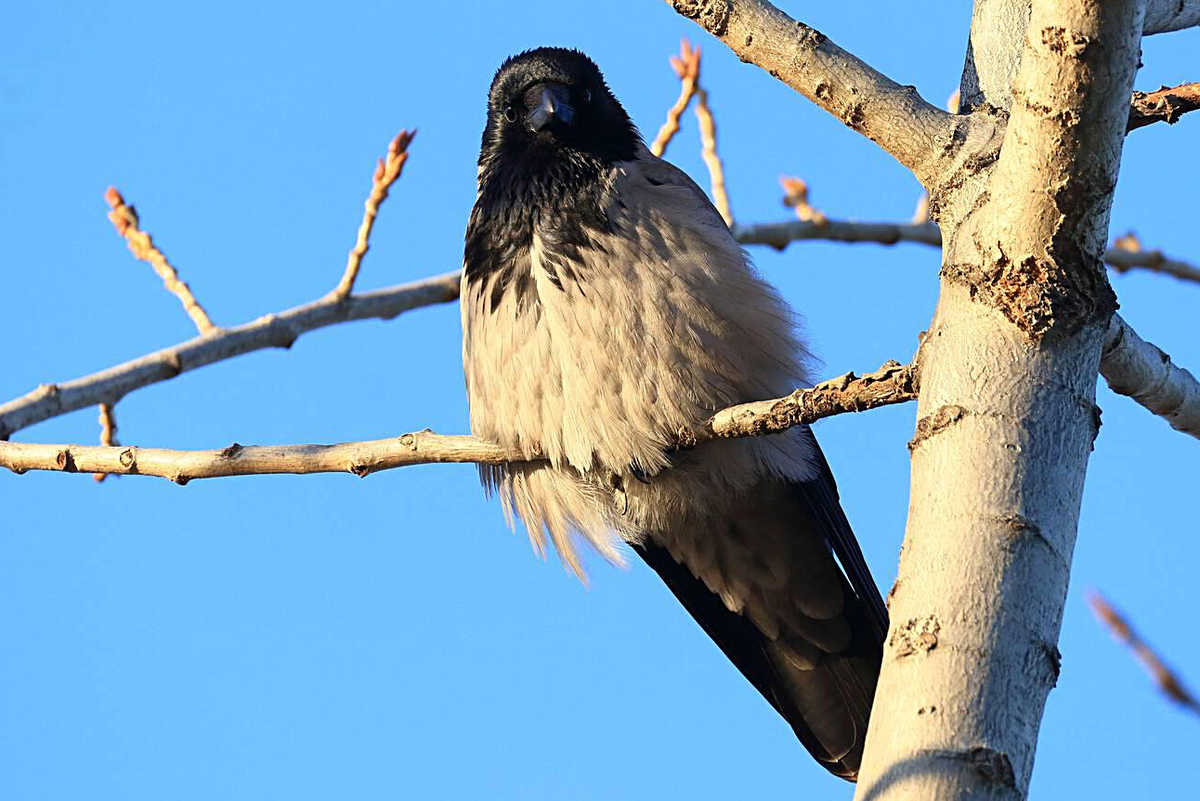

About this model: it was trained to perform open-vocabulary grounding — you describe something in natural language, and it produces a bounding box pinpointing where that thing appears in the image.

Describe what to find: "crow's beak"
[526,83,575,132]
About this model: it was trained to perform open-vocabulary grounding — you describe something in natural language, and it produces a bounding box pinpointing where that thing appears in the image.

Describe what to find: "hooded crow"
[461,47,887,782]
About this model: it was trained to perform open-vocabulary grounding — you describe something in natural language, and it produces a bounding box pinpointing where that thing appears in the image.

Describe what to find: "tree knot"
[670,0,731,37]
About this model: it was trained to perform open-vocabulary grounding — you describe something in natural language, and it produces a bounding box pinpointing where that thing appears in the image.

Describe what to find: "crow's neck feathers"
[464,48,641,299]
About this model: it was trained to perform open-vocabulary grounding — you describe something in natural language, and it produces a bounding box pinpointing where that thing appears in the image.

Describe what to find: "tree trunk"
[855,1,1145,798]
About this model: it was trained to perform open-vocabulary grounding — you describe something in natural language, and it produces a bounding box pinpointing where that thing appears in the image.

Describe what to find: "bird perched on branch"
[461,47,887,782]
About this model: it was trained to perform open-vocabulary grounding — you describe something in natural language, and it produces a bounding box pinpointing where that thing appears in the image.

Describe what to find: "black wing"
[633,435,887,782]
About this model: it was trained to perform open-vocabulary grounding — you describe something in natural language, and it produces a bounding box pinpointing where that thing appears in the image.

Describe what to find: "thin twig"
[694,82,734,226]
[734,219,1200,284]
[0,271,462,440]
[1087,590,1200,716]
[650,40,700,157]
[328,130,416,301]
[105,187,217,334]
[92,403,119,483]
[779,176,827,227]
[0,361,919,481]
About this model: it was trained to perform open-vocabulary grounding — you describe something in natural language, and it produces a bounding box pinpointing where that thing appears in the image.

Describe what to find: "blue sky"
[2,2,1197,798]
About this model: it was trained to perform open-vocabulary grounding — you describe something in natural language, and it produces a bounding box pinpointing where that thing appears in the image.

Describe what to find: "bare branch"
[1144,0,1200,34]
[693,81,733,226]
[778,176,827,227]
[1127,82,1200,131]
[1087,591,1200,716]
[650,40,700,157]
[664,0,956,181]
[328,129,416,301]
[1107,232,1200,283]
[648,41,733,224]
[735,218,941,249]
[0,271,462,440]
[1100,313,1200,439]
[105,187,217,334]
[0,360,917,481]
[92,402,119,483]
[734,218,1200,284]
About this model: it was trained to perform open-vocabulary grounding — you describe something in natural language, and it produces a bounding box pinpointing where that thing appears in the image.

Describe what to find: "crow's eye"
[503,106,517,123]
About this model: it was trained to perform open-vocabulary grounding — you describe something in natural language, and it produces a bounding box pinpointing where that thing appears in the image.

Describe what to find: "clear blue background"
[3,2,1197,798]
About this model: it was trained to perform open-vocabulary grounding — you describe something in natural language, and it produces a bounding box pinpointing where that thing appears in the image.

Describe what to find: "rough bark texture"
[855,2,1146,800]
[1127,81,1200,130]
[665,0,957,183]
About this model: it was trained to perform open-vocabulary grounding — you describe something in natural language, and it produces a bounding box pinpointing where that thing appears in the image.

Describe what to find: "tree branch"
[663,0,957,182]
[1143,0,1200,34]
[650,40,701,157]
[734,218,942,248]
[735,218,1200,284]
[1100,313,1200,439]
[327,130,416,301]
[1087,591,1200,716]
[105,186,218,334]
[0,361,918,480]
[0,271,462,440]
[694,79,733,226]
[1106,233,1200,283]
[1127,82,1200,131]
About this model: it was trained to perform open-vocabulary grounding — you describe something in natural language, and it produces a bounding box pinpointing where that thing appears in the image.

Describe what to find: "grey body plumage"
[462,47,886,781]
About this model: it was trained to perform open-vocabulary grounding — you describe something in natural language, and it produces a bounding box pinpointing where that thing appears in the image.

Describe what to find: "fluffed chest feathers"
[462,171,810,483]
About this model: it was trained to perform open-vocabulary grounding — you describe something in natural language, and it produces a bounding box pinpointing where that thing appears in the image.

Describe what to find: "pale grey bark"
[1144,0,1200,33]
[856,1,1147,798]
[0,360,918,480]
[1102,314,1200,437]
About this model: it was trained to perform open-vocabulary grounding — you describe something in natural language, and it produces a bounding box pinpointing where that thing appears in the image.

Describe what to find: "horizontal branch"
[1127,82,1200,131]
[1100,314,1200,439]
[1143,0,1200,34]
[0,271,462,439]
[664,0,955,181]
[0,361,918,481]
[733,219,941,249]
[1105,243,1200,283]
[736,218,1200,283]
